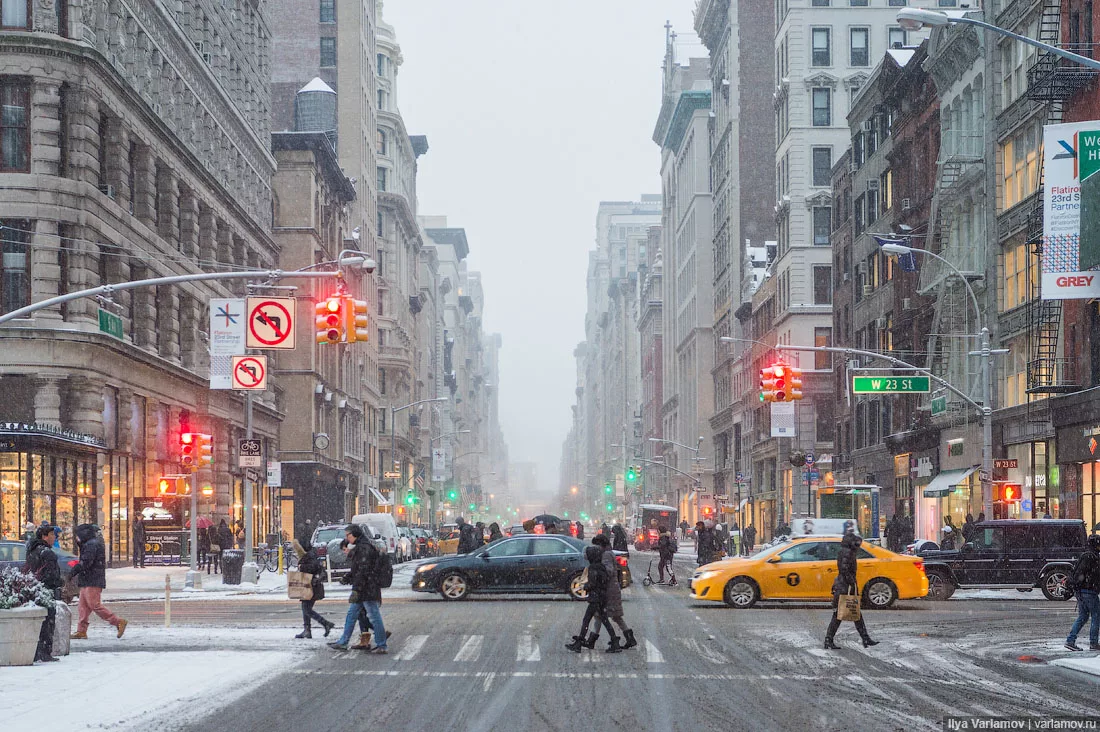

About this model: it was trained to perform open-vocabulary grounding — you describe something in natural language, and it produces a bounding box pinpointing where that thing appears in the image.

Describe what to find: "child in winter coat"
[565,545,619,653]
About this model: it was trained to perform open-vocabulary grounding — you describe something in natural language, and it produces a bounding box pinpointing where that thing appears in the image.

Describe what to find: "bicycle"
[258,541,299,573]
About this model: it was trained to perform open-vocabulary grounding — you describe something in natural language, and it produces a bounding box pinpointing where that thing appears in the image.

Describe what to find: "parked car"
[310,522,387,576]
[412,534,632,601]
[0,539,79,602]
[505,525,526,537]
[436,524,460,555]
[918,519,1088,601]
[411,528,436,558]
[351,513,400,561]
[395,526,415,563]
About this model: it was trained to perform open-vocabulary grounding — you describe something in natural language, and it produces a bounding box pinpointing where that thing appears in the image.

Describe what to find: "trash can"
[222,549,245,585]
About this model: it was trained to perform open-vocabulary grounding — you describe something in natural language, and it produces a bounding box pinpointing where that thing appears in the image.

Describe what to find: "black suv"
[919,519,1088,601]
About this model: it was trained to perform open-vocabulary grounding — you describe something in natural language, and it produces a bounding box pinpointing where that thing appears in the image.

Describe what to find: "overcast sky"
[386,0,698,498]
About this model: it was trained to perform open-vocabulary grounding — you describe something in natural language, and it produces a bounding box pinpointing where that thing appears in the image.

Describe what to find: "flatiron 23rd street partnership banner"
[1043,121,1100,298]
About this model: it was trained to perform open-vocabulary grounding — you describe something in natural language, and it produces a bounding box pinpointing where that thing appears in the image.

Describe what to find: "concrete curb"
[1051,656,1100,678]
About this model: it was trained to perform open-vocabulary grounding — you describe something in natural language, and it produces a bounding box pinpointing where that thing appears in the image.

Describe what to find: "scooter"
[641,558,677,587]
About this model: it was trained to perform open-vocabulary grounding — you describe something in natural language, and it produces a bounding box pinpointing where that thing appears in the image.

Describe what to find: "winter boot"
[295,627,312,639]
[581,632,599,650]
[565,635,584,653]
[70,630,87,640]
[823,638,840,650]
[606,635,623,653]
[351,632,372,650]
[861,636,879,648]
[117,619,128,639]
[322,620,336,637]
[623,630,638,649]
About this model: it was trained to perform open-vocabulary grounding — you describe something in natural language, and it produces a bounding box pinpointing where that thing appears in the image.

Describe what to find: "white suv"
[395,526,415,563]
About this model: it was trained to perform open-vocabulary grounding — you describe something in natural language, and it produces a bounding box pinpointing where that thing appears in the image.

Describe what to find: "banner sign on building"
[431,447,446,482]
[1042,121,1100,299]
[209,298,246,389]
[771,402,796,437]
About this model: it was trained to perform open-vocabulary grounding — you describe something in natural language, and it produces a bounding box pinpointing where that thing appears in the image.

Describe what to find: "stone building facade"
[0,0,278,562]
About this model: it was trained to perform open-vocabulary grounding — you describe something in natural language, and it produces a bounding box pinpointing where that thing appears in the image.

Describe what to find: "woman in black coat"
[565,546,619,653]
[611,524,629,554]
[293,540,334,639]
[824,532,879,649]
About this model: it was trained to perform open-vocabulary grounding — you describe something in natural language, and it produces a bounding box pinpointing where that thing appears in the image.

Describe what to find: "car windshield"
[313,528,344,545]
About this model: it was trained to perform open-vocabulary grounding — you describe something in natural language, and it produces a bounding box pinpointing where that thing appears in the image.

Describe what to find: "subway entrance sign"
[851,375,931,394]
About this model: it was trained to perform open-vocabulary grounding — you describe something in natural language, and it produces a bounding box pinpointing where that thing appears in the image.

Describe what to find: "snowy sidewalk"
[0,627,305,730]
[1051,653,1100,679]
[102,565,289,602]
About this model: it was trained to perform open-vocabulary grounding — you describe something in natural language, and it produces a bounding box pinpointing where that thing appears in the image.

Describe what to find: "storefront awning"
[923,467,978,498]
[369,487,392,506]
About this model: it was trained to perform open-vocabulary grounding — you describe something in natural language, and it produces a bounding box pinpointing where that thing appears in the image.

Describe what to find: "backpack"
[374,549,394,589]
[669,535,679,554]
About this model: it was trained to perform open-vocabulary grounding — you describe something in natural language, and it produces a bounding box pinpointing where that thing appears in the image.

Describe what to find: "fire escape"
[1024,0,1097,403]
[920,126,984,424]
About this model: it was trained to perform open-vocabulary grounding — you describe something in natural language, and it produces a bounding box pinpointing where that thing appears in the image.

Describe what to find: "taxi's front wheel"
[723,577,760,608]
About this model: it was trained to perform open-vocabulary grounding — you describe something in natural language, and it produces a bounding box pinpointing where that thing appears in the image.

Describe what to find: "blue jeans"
[1067,589,1100,646]
[337,601,387,648]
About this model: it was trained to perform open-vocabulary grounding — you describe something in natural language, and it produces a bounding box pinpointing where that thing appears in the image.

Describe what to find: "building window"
[1001,240,1037,311]
[854,194,865,236]
[816,399,835,441]
[938,0,958,6]
[376,129,388,155]
[377,166,387,192]
[377,53,385,77]
[812,147,832,187]
[812,88,831,126]
[815,327,832,370]
[888,26,907,49]
[1002,15,1040,108]
[1,79,30,172]
[376,211,384,238]
[57,84,69,177]
[379,368,386,396]
[320,0,335,22]
[1,0,28,28]
[813,266,833,304]
[1003,337,1027,408]
[812,0,830,5]
[850,0,869,5]
[0,219,30,314]
[812,206,832,246]
[881,169,892,211]
[850,28,870,66]
[320,37,336,68]
[866,190,878,224]
[811,28,831,67]
[1001,121,1040,210]
[889,0,907,5]
[377,89,386,110]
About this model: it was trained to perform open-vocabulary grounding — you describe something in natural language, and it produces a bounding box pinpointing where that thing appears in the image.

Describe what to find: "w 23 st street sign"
[851,375,931,394]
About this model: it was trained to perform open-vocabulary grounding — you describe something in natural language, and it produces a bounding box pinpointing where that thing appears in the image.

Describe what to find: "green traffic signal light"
[563,511,569,518]
[604,483,613,494]
[626,466,637,482]
[468,503,476,511]
[606,503,614,511]
[447,490,458,500]
[405,494,415,505]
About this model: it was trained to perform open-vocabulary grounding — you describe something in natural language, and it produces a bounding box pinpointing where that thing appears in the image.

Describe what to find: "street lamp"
[876,240,1008,516]
[389,397,448,499]
[897,7,1100,71]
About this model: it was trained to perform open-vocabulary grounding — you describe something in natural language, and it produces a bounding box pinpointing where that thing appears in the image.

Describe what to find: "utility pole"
[241,390,257,583]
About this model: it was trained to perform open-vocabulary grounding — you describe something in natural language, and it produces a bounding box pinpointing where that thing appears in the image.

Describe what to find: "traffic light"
[788,367,804,401]
[761,367,778,402]
[996,483,1022,502]
[196,433,213,468]
[347,298,370,343]
[158,477,173,495]
[702,505,714,518]
[316,297,345,344]
[157,476,185,496]
[772,365,789,402]
[201,483,213,496]
[625,466,637,483]
[606,503,614,511]
[468,503,476,511]
[447,489,458,501]
[604,483,613,495]
[181,432,196,468]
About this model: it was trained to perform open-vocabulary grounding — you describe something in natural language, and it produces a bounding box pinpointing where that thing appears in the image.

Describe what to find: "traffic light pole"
[185,471,201,589]
[242,390,258,584]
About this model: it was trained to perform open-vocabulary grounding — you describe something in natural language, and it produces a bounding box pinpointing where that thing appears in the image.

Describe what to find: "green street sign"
[931,394,947,416]
[98,308,124,340]
[851,375,931,394]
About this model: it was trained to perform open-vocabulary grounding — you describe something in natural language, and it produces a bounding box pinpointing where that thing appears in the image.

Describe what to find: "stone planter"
[0,605,48,666]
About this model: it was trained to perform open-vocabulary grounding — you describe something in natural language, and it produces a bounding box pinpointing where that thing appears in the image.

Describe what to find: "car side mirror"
[962,542,975,552]
[374,534,382,540]
[479,552,490,560]
[766,556,782,564]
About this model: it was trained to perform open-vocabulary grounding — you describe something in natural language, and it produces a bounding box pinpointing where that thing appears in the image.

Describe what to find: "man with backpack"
[24,525,63,662]
[328,524,391,653]
[1065,535,1100,652]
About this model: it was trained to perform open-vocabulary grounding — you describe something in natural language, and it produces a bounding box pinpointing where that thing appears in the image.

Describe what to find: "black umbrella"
[531,514,563,527]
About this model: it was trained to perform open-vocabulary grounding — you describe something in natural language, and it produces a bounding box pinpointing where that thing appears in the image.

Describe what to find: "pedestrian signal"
[316,297,345,344]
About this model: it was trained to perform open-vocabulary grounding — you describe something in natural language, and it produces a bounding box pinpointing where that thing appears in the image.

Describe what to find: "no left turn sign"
[231,355,268,390]
[246,297,296,349]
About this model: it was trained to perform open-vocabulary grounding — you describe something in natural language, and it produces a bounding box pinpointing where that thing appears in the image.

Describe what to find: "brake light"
[615,555,628,567]
[648,529,658,538]
[67,560,78,568]
[914,561,925,573]
[316,545,327,556]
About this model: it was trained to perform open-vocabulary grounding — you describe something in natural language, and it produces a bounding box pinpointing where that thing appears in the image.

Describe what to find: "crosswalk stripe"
[394,634,428,661]
[645,639,664,663]
[454,634,483,662]
[678,638,728,665]
[580,648,600,663]
[516,634,540,662]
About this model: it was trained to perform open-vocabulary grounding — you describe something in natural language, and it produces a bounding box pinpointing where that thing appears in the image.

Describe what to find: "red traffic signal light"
[181,432,196,468]
[773,365,788,401]
[996,483,1022,502]
[316,297,346,344]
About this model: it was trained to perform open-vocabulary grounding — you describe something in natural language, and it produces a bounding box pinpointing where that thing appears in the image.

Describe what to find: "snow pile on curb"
[103,565,288,602]
[1051,654,1100,679]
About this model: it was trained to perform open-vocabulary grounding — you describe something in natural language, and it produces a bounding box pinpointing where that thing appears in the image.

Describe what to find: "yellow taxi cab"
[690,535,928,609]
[436,524,460,555]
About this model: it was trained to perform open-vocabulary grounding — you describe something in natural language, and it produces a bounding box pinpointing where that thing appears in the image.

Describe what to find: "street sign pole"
[185,470,201,589]
[242,390,258,584]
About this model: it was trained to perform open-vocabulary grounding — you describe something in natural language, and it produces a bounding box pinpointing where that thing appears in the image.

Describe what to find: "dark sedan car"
[0,539,79,602]
[411,534,632,601]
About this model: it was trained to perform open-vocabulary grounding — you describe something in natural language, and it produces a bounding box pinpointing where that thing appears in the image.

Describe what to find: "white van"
[352,513,399,560]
